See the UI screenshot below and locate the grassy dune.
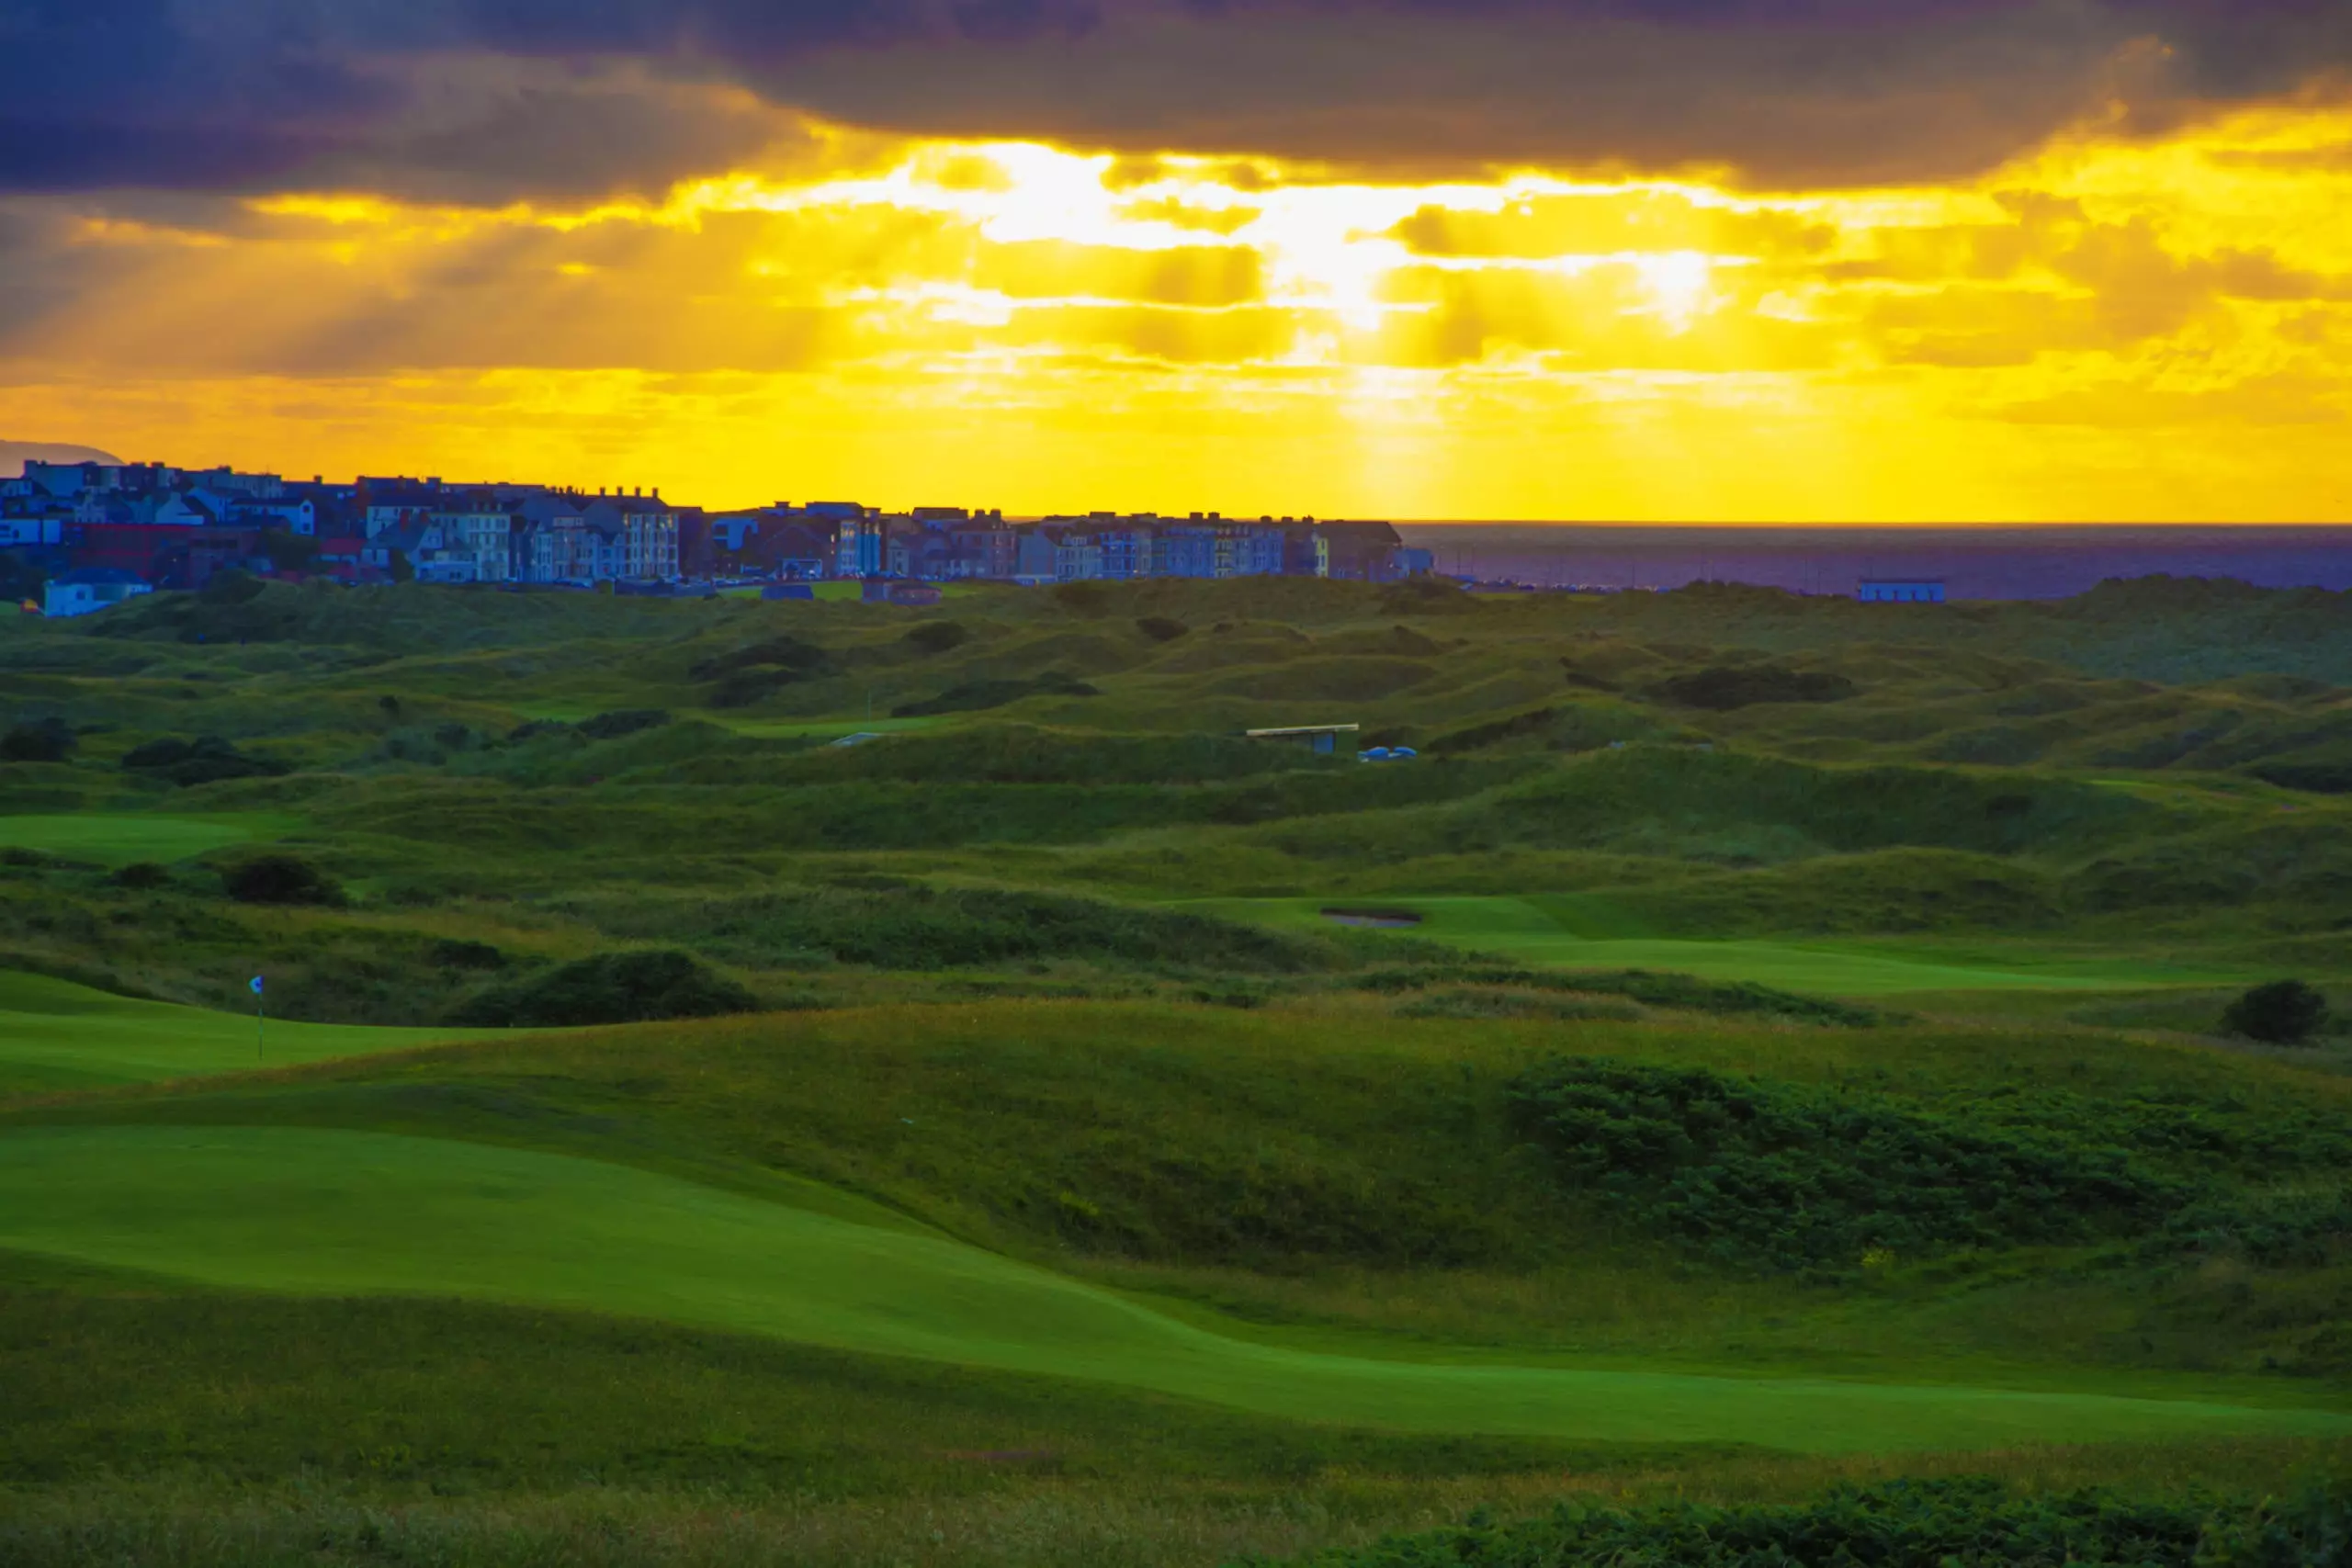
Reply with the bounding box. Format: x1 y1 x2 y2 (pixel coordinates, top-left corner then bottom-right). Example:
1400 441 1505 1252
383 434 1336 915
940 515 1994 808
5 577 2349 1562
3 1123 2341 1453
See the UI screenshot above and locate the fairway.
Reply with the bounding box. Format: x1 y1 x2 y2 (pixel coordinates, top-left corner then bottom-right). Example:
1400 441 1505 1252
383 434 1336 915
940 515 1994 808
0 812 278 867
1185 897 2222 997
2 1123 2342 1454
0 972 506 1090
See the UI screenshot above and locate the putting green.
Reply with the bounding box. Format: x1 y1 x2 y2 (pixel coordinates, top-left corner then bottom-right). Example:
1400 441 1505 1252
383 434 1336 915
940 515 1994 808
0 812 279 866
2 1124 2342 1453
1189 897 2218 997
0 971 503 1090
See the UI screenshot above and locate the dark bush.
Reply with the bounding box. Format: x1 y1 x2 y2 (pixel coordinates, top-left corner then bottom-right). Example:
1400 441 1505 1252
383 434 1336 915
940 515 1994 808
1288 1478 2346 1568
654 886 1333 974
1651 665 1858 710
1354 964 1878 1026
693 637 839 708
0 717 75 763
1430 707 1557 754
121 736 289 787
1136 615 1189 642
427 938 507 970
2253 761 2352 795
891 671 1098 718
575 709 671 741
220 853 345 907
1507 1059 2174 1272
198 569 266 605
2222 979 2331 1044
688 636 833 682
903 620 970 654
448 949 758 1027
111 862 172 890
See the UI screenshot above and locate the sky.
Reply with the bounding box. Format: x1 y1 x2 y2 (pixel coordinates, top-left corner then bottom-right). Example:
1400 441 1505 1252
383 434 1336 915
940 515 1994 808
1 1 2348 521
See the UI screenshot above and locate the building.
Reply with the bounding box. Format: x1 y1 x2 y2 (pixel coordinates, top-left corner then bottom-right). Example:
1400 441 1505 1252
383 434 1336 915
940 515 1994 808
1857 579 1947 604
835 514 887 578
1318 521 1412 581
432 499 518 583
43 568 153 617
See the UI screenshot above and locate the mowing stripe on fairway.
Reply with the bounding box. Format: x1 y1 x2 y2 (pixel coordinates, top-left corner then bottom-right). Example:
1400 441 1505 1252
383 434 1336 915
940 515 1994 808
0 972 507 1088
0 813 280 867
1184 897 2222 996
1 1124 2343 1454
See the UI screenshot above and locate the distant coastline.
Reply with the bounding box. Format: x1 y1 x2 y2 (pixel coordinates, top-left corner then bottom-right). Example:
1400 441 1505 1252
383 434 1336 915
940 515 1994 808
1394 524 2352 599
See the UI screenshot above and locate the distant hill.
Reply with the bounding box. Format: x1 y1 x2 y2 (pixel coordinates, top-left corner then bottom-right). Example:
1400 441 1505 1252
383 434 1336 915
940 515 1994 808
1 439 121 477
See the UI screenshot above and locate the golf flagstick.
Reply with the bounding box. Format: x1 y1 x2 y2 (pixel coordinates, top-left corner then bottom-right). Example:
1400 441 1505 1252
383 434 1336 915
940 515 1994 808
251 974 265 1062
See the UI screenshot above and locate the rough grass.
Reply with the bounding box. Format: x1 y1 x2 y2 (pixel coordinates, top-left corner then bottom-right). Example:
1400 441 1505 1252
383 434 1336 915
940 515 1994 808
2 1125 2343 1453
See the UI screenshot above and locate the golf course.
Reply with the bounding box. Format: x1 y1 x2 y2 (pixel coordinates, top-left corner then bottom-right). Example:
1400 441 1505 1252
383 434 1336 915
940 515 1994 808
4 572 2347 1564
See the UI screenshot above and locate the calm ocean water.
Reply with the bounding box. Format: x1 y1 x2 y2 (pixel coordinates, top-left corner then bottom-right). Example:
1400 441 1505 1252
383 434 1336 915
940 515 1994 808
1391 525 2352 600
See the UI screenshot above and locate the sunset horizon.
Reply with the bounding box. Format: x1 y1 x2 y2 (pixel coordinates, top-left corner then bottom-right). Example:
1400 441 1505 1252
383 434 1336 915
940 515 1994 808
5 1 2349 523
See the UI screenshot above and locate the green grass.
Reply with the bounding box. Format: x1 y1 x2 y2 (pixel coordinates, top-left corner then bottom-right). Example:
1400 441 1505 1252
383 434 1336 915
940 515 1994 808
0 813 282 866
1 1122 2341 1454
1183 897 2222 996
7 576 2352 1556
0 971 506 1091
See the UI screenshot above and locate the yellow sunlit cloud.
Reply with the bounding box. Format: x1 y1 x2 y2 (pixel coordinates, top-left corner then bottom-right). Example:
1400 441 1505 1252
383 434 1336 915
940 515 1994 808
2 104 2347 520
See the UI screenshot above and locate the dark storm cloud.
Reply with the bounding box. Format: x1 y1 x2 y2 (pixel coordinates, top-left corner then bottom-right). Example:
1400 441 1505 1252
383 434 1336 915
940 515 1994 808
0 0 2346 197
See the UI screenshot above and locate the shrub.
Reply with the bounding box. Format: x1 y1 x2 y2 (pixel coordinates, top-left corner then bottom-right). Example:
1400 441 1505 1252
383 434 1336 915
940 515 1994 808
1651 664 1857 710
1507 1059 2174 1272
2222 979 2331 1044
220 853 345 907
448 949 759 1027
590 886 1336 974
575 709 671 741
111 862 172 890
902 620 970 654
1285 1478 2346 1568
427 938 506 970
120 735 289 787
0 718 74 763
1136 615 1189 642
891 672 1098 718
1354 964 1878 1027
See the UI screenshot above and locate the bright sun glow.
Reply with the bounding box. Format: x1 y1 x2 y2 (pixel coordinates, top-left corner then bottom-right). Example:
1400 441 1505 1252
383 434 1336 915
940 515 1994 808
4 105 2348 520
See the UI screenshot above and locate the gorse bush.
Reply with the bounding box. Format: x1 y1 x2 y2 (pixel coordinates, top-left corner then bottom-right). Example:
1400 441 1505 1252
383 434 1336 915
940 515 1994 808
1651 664 1859 710
1355 965 1879 1027
2223 979 2331 1045
450 949 757 1027
1507 1060 2174 1271
891 671 1098 717
585 886 1337 974
120 735 288 787
0 717 74 763
574 708 671 741
1277 1478 2352 1568
901 619 970 654
219 853 345 908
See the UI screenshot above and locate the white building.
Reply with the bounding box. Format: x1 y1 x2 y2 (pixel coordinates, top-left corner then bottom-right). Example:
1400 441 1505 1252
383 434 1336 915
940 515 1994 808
43 569 153 617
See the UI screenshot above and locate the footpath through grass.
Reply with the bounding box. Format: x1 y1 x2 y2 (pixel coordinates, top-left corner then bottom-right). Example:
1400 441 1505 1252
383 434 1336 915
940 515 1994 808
0 1122 2343 1454
1188 897 2225 997
0 972 505 1092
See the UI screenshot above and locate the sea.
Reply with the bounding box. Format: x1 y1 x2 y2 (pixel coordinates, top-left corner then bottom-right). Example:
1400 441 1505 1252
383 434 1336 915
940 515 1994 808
1389 525 2352 601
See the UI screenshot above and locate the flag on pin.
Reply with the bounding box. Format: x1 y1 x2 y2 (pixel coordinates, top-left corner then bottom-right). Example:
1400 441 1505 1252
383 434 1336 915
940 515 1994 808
250 976 265 996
